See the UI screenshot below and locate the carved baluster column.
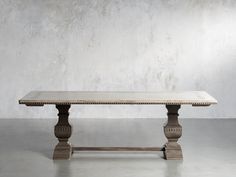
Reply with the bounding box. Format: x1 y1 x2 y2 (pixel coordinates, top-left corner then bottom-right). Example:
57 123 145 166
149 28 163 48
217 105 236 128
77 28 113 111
163 105 183 160
53 105 72 160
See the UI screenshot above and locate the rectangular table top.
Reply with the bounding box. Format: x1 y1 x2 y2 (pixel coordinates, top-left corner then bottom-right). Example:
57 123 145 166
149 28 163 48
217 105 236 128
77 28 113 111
19 91 217 106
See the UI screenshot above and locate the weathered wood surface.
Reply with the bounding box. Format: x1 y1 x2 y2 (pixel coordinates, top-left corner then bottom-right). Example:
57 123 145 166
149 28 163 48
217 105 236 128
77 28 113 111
19 91 217 106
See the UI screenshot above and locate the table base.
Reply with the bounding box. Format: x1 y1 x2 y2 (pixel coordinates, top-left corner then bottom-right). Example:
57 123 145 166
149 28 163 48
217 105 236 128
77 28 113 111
53 104 183 160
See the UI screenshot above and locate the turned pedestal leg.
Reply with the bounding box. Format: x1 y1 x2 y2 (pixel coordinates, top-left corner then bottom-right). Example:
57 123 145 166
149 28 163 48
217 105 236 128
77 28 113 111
53 105 72 160
163 105 183 160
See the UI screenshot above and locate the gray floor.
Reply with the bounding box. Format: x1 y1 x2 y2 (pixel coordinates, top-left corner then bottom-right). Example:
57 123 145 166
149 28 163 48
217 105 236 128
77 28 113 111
0 118 236 177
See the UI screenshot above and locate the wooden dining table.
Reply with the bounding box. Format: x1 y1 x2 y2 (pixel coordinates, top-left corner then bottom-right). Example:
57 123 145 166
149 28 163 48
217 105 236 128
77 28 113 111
19 91 217 160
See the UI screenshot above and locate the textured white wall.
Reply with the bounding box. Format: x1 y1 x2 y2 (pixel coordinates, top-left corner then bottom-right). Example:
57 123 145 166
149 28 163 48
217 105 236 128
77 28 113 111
0 0 236 119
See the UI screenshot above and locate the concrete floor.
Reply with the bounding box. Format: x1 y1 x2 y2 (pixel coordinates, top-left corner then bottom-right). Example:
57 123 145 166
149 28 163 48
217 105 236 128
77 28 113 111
0 118 236 177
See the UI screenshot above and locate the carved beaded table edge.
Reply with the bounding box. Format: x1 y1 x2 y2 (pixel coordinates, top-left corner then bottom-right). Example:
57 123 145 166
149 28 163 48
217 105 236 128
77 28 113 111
19 91 217 160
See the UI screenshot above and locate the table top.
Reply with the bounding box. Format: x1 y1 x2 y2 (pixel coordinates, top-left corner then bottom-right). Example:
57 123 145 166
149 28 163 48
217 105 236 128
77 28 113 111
19 91 217 106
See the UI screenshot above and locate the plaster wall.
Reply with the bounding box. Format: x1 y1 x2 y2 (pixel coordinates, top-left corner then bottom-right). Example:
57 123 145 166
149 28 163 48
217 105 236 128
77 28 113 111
0 0 236 118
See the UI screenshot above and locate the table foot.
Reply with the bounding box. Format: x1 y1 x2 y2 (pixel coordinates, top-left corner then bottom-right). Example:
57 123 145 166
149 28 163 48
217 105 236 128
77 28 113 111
163 142 183 160
53 142 72 160
163 105 183 160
